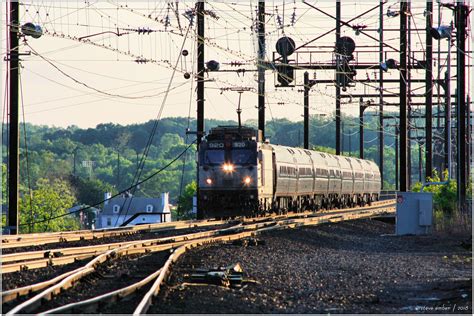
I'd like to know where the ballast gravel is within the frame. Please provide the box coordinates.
[152,219,472,314]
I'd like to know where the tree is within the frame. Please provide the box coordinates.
[1,163,6,204]
[70,176,116,207]
[176,181,196,220]
[312,145,336,154]
[19,178,79,233]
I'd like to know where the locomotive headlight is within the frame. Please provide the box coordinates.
[243,176,251,185]
[206,178,213,185]
[222,164,234,172]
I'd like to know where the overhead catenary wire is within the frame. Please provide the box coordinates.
[8,1,469,194]
[27,43,190,100]
[179,37,197,199]
[26,1,440,130]
[113,21,193,226]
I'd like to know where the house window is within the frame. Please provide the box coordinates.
[107,217,111,226]
[113,205,120,213]
[146,205,153,213]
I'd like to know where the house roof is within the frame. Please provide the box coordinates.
[101,197,167,215]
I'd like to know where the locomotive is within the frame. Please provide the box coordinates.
[198,126,381,218]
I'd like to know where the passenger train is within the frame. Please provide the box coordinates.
[198,126,381,218]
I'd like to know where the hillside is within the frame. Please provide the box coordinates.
[2,114,405,230]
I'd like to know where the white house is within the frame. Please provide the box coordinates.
[97,192,171,228]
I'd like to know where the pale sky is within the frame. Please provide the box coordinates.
[1,0,471,129]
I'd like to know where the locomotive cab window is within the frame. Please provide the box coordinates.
[231,149,255,164]
[203,150,225,165]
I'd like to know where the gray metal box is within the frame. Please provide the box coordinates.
[396,192,433,235]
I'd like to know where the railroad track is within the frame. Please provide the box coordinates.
[1,219,230,250]
[2,200,395,314]
[1,200,394,273]
[2,192,395,250]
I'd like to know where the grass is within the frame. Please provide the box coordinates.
[433,208,472,235]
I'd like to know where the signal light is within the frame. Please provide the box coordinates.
[430,25,452,40]
[206,178,213,185]
[243,176,251,185]
[21,22,43,39]
[277,65,294,86]
[380,59,398,72]
[206,60,220,71]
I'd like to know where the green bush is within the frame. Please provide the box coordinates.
[176,181,197,220]
[412,169,457,214]
[412,169,472,233]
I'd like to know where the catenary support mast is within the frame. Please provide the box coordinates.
[8,0,20,234]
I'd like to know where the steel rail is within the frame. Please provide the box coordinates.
[40,268,164,314]
[3,223,255,312]
[2,199,394,249]
[1,219,228,249]
[4,202,395,314]
[133,202,395,314]
[2,198,395,247]
[2,269,80,303]
[1,218,218,241]
[3,221,286,313]
[6,225,251,315]
[2,200,394,273]
[134,231,257,315]
[1,253,99,274]
[6,241,161,315]
[1,223,243,274]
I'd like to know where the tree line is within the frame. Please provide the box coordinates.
[3,113,405,232]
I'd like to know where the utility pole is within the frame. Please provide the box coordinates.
[335,1,341,155]
[359,97,366,159]
[419,142,423,182]
[303,72,317,149]
[117,151,120,189]
[456,2,468,210]
[467,95,471,182]
[196,1,204,219]
[349,127,352,156]
[386,122,400,190]
[341,121,344,155]
[444,41,452,179]
[407,0,412,188]
[425,0,433,179]
[8,0,20,235]
[257,0,265,141]
[399,0,408,191]
[378,0,384,188]
[435,1,443,175]
[196,1,204,145]
[303,72,309,149]
[73,147,78,176]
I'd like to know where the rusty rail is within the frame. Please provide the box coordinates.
[1,223,243,274]
[1,219,228,249]
[4,201,394,314]
[133,201,395,314]
[2,200,393,249]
